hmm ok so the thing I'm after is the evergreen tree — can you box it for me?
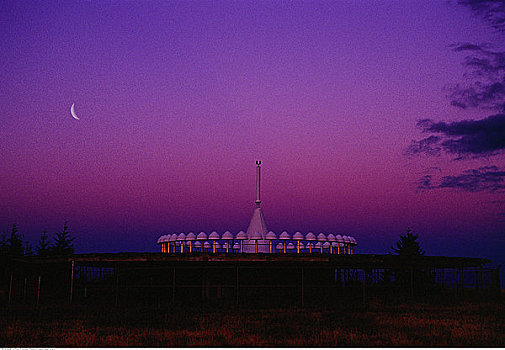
[0,233,7,255]
[36,230,51,257]
[50,221,75,256]
[391,228,425,256]
[7,224,24,256]
[24,241,34,256]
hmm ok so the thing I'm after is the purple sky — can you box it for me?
[1,1,504,271]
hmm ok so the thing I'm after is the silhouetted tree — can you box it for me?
[24,241,34,256]
[0,233,7,255]
[391,228,425,256]
[7,224,24,256]
[50,221,75,256]
[36,230,51,257]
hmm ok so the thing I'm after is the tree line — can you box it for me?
[0,221,75,257]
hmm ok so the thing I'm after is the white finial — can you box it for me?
[255,160,261,207]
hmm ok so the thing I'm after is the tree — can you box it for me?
[0,233,7,255]
[36,230,51,257]
[50,221,75,256]
[7,224,24,256]
[391,228,425,256]
[24,241,34,256]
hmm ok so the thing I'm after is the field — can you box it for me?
[1,301,505,347]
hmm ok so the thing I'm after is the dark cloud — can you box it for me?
[407,113,505,158]
[418,166,505,192]
[458,0,505,32]
[448,43,505,111]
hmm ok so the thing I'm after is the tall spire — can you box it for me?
[255,160,261,207]
[245,160,268,253]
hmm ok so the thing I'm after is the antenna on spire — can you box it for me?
[255,160,262,207]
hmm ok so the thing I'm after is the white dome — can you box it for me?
[287,242,295,249]
[305,232,316,240]
[194,241,202,248]
[293,232,304,240]
[222,231,233,240]
[266,231,277,240]
[250,231,262,240]
[343,235,351,243]
[209,231,220,240]
[185,232,196,240]
[177,233,186,241]
[197,232,207,240]
[336,235,344,243]
[279,231,291,240]
[327,233,336,242]
[315,242,322,248]
[275,243,284,250]
[317,233,327,241]
[236,231,247,240]
[203,241,212,249]
[323,242,331,249]
[169,234,178,241]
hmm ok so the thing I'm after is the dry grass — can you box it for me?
[1,301,505,347]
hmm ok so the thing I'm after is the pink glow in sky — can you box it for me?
[1,1,504,268]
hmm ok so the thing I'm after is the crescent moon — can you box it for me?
[70,103,80,120]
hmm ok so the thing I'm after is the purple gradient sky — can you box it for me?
[1,1,504,267]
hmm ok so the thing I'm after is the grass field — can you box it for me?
[1,301,505,347]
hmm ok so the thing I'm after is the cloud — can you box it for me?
[407,113,505,158]
[448,43,505,111]
[418,166,505,192]
[458,0,505,32]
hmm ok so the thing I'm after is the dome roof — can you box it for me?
[233,242,240,249]
[236,231,247,240]
[275,243,284,250]
[177,233,186,240]
[293,232,304,240]
[209,231,220,240]
[197,232,207,240]
[336,234,344,243]
[299,242,305,249]
[327,233,336,242]
[169,234,178,241]
[317,233,327,241]
[266,231,277,240]
[194,241,202,248]
[315,242,322,248]
[343,235,351,243]
[323,242,331,248]
[250,231,262,240]
[203,241,212,249]
[279,231,291,240]
[185,232,196,240]
[350,236,357,244]
[305,232,316,240]
[287,242,295,249]
[222,231,233,240]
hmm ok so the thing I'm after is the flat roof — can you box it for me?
[9,252,492,269]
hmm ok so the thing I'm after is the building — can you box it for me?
[157,161,358,254]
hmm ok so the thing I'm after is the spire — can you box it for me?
[255,160,261,207]
[245,160,269,253]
